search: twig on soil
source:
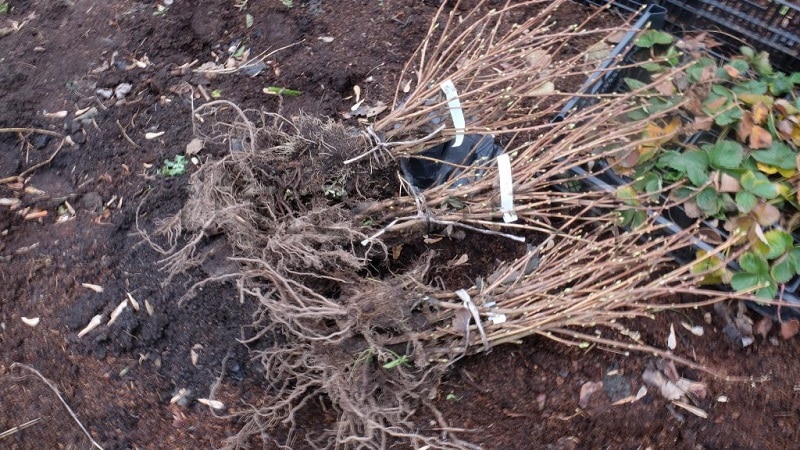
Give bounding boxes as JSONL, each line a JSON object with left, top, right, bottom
{"left": 115, "top": 119, "right": 141, "bottom": 148}
{"left": 10, "top": 363, "right": 105, "bottom": 450}
{"left": 0, "top": 127, "right": 63, "bottom": 137}
{"left": 0, "top": 137, "right": 66, "bottom": 183}
{"left": 0, "top": 418, "right": 42, "bottom": 440}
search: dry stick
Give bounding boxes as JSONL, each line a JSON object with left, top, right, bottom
{"left": 0, "top": 137, "right": 67, "bottom": 184}
{"left": 10, "top": 363, "right": 104, "bottom": 450}
{"left": 0, "top": 418, "right": 42, "bottom": 440}
{"left": 0, "top": 127, "right": 63, "bottom": 137}
{"left": 115, "top": 119, "right": 141, "bottom": 148}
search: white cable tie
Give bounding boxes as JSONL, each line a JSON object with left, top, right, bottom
{"left": 496, "top": 153, "right": 517, "bottom": 223}
{"left": 439, "top": 79, "right": 466, "bottom": 147}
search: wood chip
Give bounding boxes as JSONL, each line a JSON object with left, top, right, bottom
{"left": 667, "top": 323, "right": 677, "bottom": 350}
{"left": 78, "top": 315, "right": 103, "bottom": 338}
{"left": 145, "top": 131, "right": 165, "bottom": 140}
{"left": 170, "top": 388, "right": 190, "bottom": 404}
{"left": 126, "top": 292, "right": 140, "bottom": 311}
{"left": 21, "top": 317, "right": 40, "bottom": 327}
{"left": 672, "top": 400, "right": 708, "bottom": 418}
{"left": 81, "top": 283, "right": 104, "bottom": 293}
{"left": 108, "top": 299, "right": 128, "bottom": 326}
{"left": 197, "top": 398, "right": 224, "bottom": 409}
{"left": 145, "top": 299, "right": 154, "bottom": 316}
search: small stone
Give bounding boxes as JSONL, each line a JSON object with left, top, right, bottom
{"left": 114, "top": 83, "right": 133, "bottom": 99}
{"left": 32, "top": 133, "right": 51, "bottom": 149}
{"left": 96, "top": 88, "right": 114, "bottom": 99}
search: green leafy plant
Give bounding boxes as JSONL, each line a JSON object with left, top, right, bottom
{"left": 281, "top": 0, "right": 293, "bottom": 8}
{"left": 612, "top": 40, "right": 800, "bottom": 299}
{"left": 159, "top": 155, "right": 187, "bottom": 177}
{"left": 0, "top": 2, "right": 9, "bottom": 14}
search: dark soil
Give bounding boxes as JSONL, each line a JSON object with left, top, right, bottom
{"left": 1, "top": 1, "right": 799, "bottom": 449}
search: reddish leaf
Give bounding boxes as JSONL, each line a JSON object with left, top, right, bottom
{"left": 780, "top": 319, "right": 800, "bottom": 340}
{"left": 752, "top": 202, "right": 781, "bottom": 226}
{"left": 749, "top": 125, "right": 773, "bottom": 149}
{"left": 737, "top": 110, "right": 754, "bottom": 142}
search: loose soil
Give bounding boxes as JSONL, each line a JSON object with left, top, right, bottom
{"left": 1, "top": 1, "right": 799, "bottom": 449}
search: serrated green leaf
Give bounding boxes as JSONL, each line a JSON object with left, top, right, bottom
{"left": 624, "top": 77, "right": 648, "bottom": 91}
{"left": 635, "top": 29, "right": 674, "bottom": 48}
{"left": 733, "top": 80, "right": 768, "bottom": 95}
{"left": 696, "top": 187, "right": 722, "bottom": 216}
{"left": 771, "top": 255, "right": 795, "bottom": 283}
{"left": 741, "top": 170, "right": 779, "bottom": 199}
{"left": 714, "top": 107, "right": 743, "bottom": 127}
{"left": 790, "top": 72, "right": 800, "bottom": 85}
{"left": 750, "top": 142, "right": 797, "bottom": 170}
{"left": 731, "top": 272, "right": 761, "bottom": 291}
{"left": 740, "top": 46, "right": 755, "bottom": 59}
{"left": 752, "top": 51, "right": 773, "bottom": 76}
{"left": 769, "top": 75, "right": 793, "bottom": 96}
{"left": 735, "top": 191, "right": 757, "bottom": 213}
{"left": 753, "top": 230, "right": 793, "bottom": 259}
{"left": 729, "top": 59, "right": 750, "bottom": 74}
{"left": 739, "top": 251, "right": 770, "bottom": 275}
{"left": 704, "top": 140, "right": 743, "bottom": 170}
{"left": 657, "top": 150, "right": 709, "bottom": 186}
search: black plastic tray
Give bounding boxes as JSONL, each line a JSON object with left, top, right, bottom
{"left": 588, "top": 0, "right": 800, "bottom": 72}
{"left": 557, "top": 2, "right": 668, "bottom": 120}
{"left": 660, "top": 0, "right": 800, "bottom": 72}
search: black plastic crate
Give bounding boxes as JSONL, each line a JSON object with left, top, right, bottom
{"left": 556, "top": 3, "right": 667, "bottom": 120}
{"left": 661, "top": 0, "right": 800, "bottom": 71}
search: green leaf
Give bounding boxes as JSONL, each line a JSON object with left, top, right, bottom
{"left": 731, "top": 272, "right": 761, "bottom": 292}
{"left": 657, "top": 150, "right": 709, "bottom": 186}
{"left": 732, "top": 80, "right": 768, "bottom": 95}
{"left": 704, "top": 141, "right": 743, "bottom": 170}
{"left": 740, "top": 170, "right": 779, "bottom": 199}
{"left": 751, "top": 51, "right": 773, "bottom": 76}
{"left": 714, "top": 107, "right": 743, "bottom": 127}
{"left": 624, "top": 78, "right": 648, "bottom": 91}
{"left": 769, "top": 74, "right": 794, "bottom": 96}
{"left": 750, "top": 142, "right": 797, "bottom": 170}
{"left": 245, "top": 13, "right": 254, "bottom": 28}
{"left": 771, "top": 255, "right": 796, "bottom": 283}
{"left": 735, "top": 191, "right": 757, "bottom": 213}
{"left": 696, "top": 187, "right": 722, "bottom": 216}
{"left": 740, "top": 46, "right": 755, "bottom": 59}
{"left": 728, "top": 59, "right": 750, "bottom": 75}
{"left": 635, "top": 29, "right": 674, "bottom": 48}
{"left": 753, "top": 230, "right": 793, "bottom": 259}
{"left": 633, "top": 172, "right": 662, "bottom": 197}
{"left": 686, "top": 58, "right": 717, "bottom": 83}
{"left": 789, "top": 247, "right": 800, "bottom": 275}
{"left": 790, "top": 72, "right": 800, "bottom": 85}
{"left": 739, "top": 251, "right": 769, "bottom": 276}
{"left": 159, "top": 155, "right": 187, "bottom": 177}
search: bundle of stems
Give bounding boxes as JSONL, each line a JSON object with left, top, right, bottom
{"left": 352, "top": 0, "right": 653, "bottom": 161}
{"left": 357, "top": 60, "right": 693, "bottom": 240}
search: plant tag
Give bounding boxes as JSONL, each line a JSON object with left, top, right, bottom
{"left": 439, "top": 79, "right": 465, "bottom": 147}
{"left": 496, "top": 154, "right": 517, "bottom": 223}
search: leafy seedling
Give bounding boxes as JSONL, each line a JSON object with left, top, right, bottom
{"left": 159, "top": 155, "right": 187, "bottom": 177}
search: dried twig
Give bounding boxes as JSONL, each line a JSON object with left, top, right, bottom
{"left": 10, "top": 363, "right": 104, "bottom": 450}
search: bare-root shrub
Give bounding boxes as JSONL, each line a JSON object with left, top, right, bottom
{"left": 137, "top": 2, "right": 762, "bottom": 450}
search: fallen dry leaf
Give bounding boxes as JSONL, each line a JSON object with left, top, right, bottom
{"left": 749, "top": 125, "right": 772, "bottom": 149}
{"left": 780, "top": 318, "right": 800, "bottom": 340}
{"left": 78, "top": 314, "right": 103, "bottom": 338}
{"left": 755, "top": 316, "right": 773, "bottom": 339}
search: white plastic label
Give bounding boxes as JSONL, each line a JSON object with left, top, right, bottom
{"left": 496, "top": 154, "right": 517, "bottom": 223}
{"left": 440, "top": 79, "right": 466, "bottom": 147}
